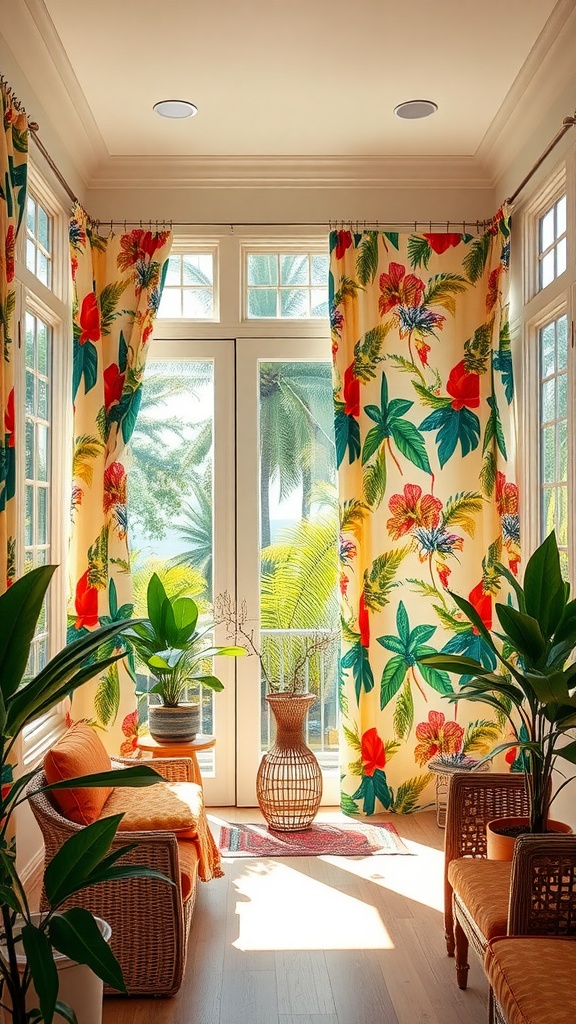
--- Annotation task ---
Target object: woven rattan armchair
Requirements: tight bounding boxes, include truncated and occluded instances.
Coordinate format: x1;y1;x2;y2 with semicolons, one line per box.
445;773;576;992
26;755;199;997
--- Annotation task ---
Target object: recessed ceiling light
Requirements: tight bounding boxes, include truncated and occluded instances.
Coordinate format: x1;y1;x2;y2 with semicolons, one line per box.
394;99;438;120
153;99;198;119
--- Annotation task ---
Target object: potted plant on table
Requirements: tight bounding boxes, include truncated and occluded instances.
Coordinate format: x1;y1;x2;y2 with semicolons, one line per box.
0;564;166;1024
418;531;576;853
124;573;245;743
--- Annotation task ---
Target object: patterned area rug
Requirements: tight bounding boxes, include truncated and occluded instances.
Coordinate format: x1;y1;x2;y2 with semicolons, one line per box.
212;819;412;857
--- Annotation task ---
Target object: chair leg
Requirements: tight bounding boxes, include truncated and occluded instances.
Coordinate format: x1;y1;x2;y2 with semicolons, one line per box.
445;923;455;957
454;918;470;990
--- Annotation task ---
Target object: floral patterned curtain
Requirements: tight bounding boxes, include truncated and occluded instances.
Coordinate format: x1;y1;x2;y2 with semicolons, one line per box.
330;213;519;816
0;83;28;592
68;206;172;754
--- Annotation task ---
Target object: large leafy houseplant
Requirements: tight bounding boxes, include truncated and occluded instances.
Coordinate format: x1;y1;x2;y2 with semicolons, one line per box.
125;573;245;707
0;565;166;1024
418;531;576;833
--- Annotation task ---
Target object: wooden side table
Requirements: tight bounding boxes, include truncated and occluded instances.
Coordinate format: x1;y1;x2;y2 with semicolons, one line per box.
136;733;216;786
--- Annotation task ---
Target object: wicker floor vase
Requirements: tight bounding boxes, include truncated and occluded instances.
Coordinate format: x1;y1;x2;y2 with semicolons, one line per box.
257;693;323;831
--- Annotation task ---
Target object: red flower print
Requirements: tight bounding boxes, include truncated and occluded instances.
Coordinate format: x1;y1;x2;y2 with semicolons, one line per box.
339;573;349;596
486;266;501;313
4;388;15;447
104;363;125;412
422;233;461;255
74;570;99;630
387;484;442;540
415;339;431;365
79;293;101;345
414;710;464;766
468;580;492;633
343;363;360;417
120;709;140;757
358;591;370;648
117;229;169;271
378;262;425;316
446;360;480;410
505;746;517;765
361;728;386;777
103;462;127;515
437;563;451;588
5;225;15;283
335;231;352;260
495;471;519;516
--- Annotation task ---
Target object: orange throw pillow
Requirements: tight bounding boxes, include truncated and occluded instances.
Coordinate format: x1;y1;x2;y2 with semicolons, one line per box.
44;722;113;825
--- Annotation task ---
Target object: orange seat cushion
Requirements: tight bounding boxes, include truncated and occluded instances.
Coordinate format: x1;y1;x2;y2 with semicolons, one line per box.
448;858;511;941
177;839;200;902
485;937;576;1024
44;722;112;825
101;780;204;836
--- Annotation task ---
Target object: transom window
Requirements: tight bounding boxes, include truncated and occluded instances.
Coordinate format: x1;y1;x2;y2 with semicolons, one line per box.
26;193;52;288
157;251;216;319
538;194;566;290
245;250;329;319
539;312;569;576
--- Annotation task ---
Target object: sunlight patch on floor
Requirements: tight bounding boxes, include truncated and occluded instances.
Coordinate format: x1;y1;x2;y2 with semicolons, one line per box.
316;840;445;912
229;860;395;951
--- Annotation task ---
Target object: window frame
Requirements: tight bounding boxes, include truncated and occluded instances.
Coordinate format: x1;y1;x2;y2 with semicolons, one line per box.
156;239;220;322
14;164;72;765
516;151;576;583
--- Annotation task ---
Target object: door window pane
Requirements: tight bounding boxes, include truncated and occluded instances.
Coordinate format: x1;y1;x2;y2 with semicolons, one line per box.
539;314;569;573
128;359;216;770
258;361;339;770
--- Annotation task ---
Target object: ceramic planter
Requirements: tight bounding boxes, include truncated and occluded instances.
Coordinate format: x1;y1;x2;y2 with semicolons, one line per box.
486;816;573;860
147;702;200;742
1;916;111;1024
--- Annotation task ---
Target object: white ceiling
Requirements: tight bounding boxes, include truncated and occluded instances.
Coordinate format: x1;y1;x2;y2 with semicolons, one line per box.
3;0;576;186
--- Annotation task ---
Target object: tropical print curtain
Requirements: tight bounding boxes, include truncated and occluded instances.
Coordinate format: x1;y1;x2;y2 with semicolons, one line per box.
331;213;519;815
68;206;172;753
0;83;28;592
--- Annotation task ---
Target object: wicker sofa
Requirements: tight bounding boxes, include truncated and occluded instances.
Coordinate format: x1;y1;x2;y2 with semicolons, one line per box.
26;754;209;997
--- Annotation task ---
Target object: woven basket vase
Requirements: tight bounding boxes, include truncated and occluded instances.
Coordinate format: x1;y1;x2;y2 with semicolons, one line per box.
257;693;323;831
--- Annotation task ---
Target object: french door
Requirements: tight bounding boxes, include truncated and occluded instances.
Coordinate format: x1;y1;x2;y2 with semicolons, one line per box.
132;337;339;805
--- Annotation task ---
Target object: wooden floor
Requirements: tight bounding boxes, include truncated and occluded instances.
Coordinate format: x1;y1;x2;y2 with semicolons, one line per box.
104;807;488;1024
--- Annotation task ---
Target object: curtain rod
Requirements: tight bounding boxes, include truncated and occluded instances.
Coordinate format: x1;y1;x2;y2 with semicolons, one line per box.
504;113;576;206
27;110;576;227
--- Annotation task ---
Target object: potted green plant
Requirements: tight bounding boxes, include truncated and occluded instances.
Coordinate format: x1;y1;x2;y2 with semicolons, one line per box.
0;564;167;1024
418;531;576;848
124;573;245;743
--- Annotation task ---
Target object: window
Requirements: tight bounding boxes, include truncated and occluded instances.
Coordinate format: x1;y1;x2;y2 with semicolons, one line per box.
539;313;569;576
157;250;216;319
244;249;329;319
26;193;52;288
517;160;574;583
16;171;70;763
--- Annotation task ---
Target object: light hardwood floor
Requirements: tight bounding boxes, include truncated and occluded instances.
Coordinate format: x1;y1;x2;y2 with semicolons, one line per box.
103;807;489;1024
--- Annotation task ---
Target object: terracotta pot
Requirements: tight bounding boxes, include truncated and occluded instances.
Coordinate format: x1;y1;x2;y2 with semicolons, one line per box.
486;816;573;861
148;702;200;742
256;692;322;831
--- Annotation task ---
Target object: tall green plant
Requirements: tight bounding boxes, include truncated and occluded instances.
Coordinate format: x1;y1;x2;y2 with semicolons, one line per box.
418;532;576;832
0;565;166;1024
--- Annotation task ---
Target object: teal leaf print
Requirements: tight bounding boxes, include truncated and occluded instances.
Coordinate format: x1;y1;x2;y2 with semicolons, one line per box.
341;641;374;703
420;406;481;467
483;395;507;459
384;232;399;250
335;406;361;467
493;347;514;403
352;770;391;815
361;372;432;475
73;337;98;399
380;654;407;709
377;601;452;706
389;418;431;474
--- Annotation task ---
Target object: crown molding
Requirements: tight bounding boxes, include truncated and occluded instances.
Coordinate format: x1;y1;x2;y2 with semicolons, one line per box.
87;153;494;190
477;0;576;182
